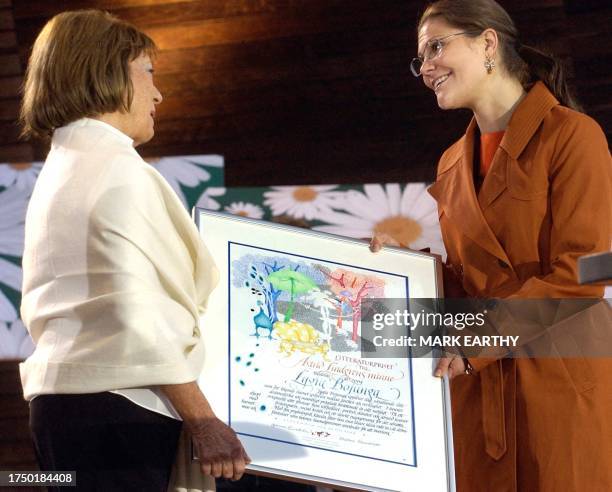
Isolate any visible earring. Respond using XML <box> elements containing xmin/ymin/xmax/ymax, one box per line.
<box><xmin>485</xmin><ymin>56</ymin><xmax>495</xmax><ymax>74</ymax></box>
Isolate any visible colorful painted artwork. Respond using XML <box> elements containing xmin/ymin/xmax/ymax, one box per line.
<box><xmin>227</xmin><ymin>242</ymin><xmax>416</xmax><ymax>465</ymax></box>
<box><xmin>231</xmin><ymin>244</ymin><xmax>396</xmax><ymax>351</ymax></box>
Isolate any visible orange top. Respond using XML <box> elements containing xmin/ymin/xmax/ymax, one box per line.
<box><xmin>479</xmin><ymin>130</ymin><xmax>505</xmax><ymax>177</ymax></box>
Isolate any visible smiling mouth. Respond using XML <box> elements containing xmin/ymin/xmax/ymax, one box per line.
<box><xmin>433</xmin><ymin>73</ymin><xmax>451</xmax><ymax>92</ymax></box>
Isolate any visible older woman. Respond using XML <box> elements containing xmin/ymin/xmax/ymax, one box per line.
<box><xmin>374</xmin><ymin>0</ymin><xmax>611</xmax><ymax>490</ymax></box>
<box><xmin>19</xmin><ymin>10</ymin><xmax>248</xmax><ymax>491</ymax></box>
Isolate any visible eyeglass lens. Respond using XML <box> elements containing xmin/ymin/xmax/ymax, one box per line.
<box><xmin>412</xmin><ymin>39</ymin><xmax>444</xmax><ymax>76</ymax></box>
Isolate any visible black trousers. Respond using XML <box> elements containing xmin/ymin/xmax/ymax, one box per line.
<box><xmin>30</xmin><ymin>392</ymin><xmax>182</xmax><ymax>492</ymax></box>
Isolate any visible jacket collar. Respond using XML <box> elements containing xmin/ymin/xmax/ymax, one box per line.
<box><xmin>499</xmin><ymin>81</ymin><xmax>559</xmax><ymax>159</ymax></box>
<box><xmin>433</xmin><ymin>81</ymin><xmax>559</xmax><ymax>175</ymax></box>
<box><xmin>57</xmin><ymin>117</ymin><xmax>135</xmax><ymax>147</ymax></box>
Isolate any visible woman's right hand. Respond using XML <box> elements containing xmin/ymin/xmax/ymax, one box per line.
<box><xmin>159</xmin><ymin>381</ymin><xmax>251</xmax><ymax>480</ymax></box>
<box><xmin>369</xmin><ymin>232</ymin><xmax>401</xmax><ymax>252</ymax></box>
<box><xmin>190</xmin><ymin>416</ymin><xmax>251</xmax><ymax>480</ymax></box>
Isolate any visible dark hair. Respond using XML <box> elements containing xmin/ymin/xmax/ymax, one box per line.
<box><xmin>418</xmin><ymin>0</ymin><xmax>582</xmax><ymax>111</ymax></box>
<box><xmin>20</xmin><ymin>10</ymin><xmax>157</xmax><ymax>140</ymax></box>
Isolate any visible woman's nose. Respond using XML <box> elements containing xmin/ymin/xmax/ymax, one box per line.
<box><xmin>154</xmin><ymin>86</ymin><xmax>163</xmax><ymax>104</ymax></box>
<box><xmin>420</xmin><ymin>58</ymin><xmax>435</xmax><ymax>76</ymax></box>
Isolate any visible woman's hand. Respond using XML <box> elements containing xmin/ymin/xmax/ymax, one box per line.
<box><xmin>159</xmin><ymin>381</ymin><xmax>251</xmax><ymax>480</ymax></box>
<box><xmin>190</xmin><ymin>417</ymin><xmax>251</xmax><ymax>480</ymax></box>
<box><xmin>370</xmin><ymin>234</ymin><xmax>468</xmax><ymax>379</ymax></box>
<box><xmin>434</xmin><ymin>356</ymin><xmax>467</xmax><ymax>380</ymax></box>
<box><xmin>369</xmin><ymin>232</ymin><xmax>401</xmax><ymax>252</ymax></box>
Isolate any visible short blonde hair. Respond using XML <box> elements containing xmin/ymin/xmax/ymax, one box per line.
<box><xmin>20</xmin><ymin>10</ymin><xmax>156</xmax><ymax>140</ymax></box>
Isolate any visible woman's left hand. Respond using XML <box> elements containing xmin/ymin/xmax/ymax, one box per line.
<box><xmin>434</xmin><ymin>356</ymin><xmax>467</xmax><ymax>380</ymax></box>
<box><xmin>369</xmin><ymin>232</ymin><xmax>401</xmax><ymax>252</ymax></box>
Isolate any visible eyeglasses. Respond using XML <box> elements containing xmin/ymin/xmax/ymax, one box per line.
<box><xmin>410</xmin><ymin>31</ymin><xmax>481</xmax><ymax>77</ymax></box>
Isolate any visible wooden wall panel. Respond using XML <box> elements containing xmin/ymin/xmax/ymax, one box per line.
<box><xmin>0</xmin><ymin>360</ymin><xmax>39</xmax><ymax>484</ymax></box>
<box><xmin>12</xmin><ymin>0</ymin><xmax>191</xmax><ymax>19</ymax></box>
<box><xmin>0</xmin><ymin>122</ymin><xmax>21</xmax><ymax>144</ymax></box>
<box><xmin>0</xmin><ymin>0</ymin><xmax>32</xmax><ymax>162</ymax></box>
<box><xmin>0</xmin><ymin>143</ymin><xmax>33</xmax><ymax>162</ymax></box>
<box><xmin>0</xmin><ymin>98</ymin><xmax>19</xmax><ymax>120</ymax></box>
<box><xmin>0</xmin><ymin>74</ymin><xmax>20</xmax><ymax>96</ymax></box>
<box><xmin>0</xmin><ymin>54</ymin><xmax>20</xmax><ymax>76</ymax></box>
<box><xmin>0</xmin><ymin>29</ymin><xmax>17</xmax><ymax>47</ymax></box>
<box><xmin>0</xmin><ymin>6</ymin><xmax>14</xmax><ymax>29</ymax></box>
<box><xmin>563</xmin><ymin>3</ymin><xmax>612</xmax><ymax>120</ymax></box>
<box><xmin>1</xmin><ymin>0</ymin><xmax>611</xmax><ymax>184</ymax></box>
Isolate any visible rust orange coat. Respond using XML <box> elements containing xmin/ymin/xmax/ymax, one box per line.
<box><xmin>429</xmin><ymin>82</ymin><xmax>612</xmax><ymax>492</ymax></box>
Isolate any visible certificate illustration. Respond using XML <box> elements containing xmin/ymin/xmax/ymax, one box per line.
<box><xmin>195</xmin><ymin>209</ymin><xmax>454</xmax><ymax>492</ymax></box>
<box><xmin>229</xmin><ymin>241</ymin><xmax>415</xmax><ymax>466</ymax></box>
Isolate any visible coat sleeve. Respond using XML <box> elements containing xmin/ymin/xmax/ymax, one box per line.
<box><xmin>509</xmin><ymin>112</ymin><xmax>611</xmax><ymax>299</ymax></box>
<box><xmin>469</xmin><ymin>113</ymin><xmax>611</xmax><ymax>373</ymax></box>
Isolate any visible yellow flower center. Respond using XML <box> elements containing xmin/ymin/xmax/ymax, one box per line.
<box><xmin>9</xmin><ymin>163</ymin><xmax>32</xmax><ymax>170</ymax></box>
<box><xmin>373</xmin><ymin>216</ymin><xmax>422</xmax><ymax>247</ymax></box>
<box><xmin>292</xmin><ymin>186</ymin><xmax>318</xmax><ymax>202</ymax></box>
<box><xmin>236</xmin><ymin>211</ymin><xmax>249</xmax><ymax>217</ymax></box>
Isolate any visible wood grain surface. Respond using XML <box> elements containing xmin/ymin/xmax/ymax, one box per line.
<box><xmin>0</xmin><ymin>0</ymin><xmax>610</xmax><ymax>183</ymax></box>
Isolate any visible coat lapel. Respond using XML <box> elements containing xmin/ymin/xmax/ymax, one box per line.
<box><xmin>429</xmin><ymin>118</ymin><xmax>511</xmax><ymax>264</ymax></box>
<box><xmin>500</xmin><ymin>81</ymin><xmax>559</xmax><ymax>161</ymax></box>
<box><xmin>478</xmin><ymin>148</ymin><xmax>508</xmax><ymax>211</ymax></box>
<box><xmin>479</xmin><ymin>82</ymin><xmax>559</xmax><ymax>211</ymax></box>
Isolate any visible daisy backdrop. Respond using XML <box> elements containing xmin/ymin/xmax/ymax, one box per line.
<box><xmin>0</xmin><ymin>158</ymin><xmax>446</xmax><ymax>359</ymax></box>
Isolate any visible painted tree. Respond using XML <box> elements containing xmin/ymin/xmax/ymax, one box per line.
<box><xmin>246</xmin><ymin>261</ymin><xmax>284</xmax><ymax>323</ymax></box>
<box><xmin>307</xmin><ymin>289</ymin><xmax>349</xmax><ymax>333</ymax></box>
<box><xmin>322</xmin><ymin>268</ymin><xmax>386</xmax><ymax>341</ymax></box>
<box><xmin>232</xmin><ymin>254</ymin><xmax>325</xmax><ymax>323</ymax></box>
<box><xmin>303</xmin><ymin>288</ymin><xmax>348</xmax><ymax>339</ymax></box>
<box><xmin>267</xmin><ymin>270</ymin><xmax>317</xmax><ymax>322</ymax></box>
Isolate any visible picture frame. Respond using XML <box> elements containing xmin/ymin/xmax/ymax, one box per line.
<box><xmin>194</xmin><ymin>208</ymin><xmax>455</xmax><ymax>492</ymax></box>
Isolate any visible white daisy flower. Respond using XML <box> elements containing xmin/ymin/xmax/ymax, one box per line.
<box><xmin>0</xmin><ymin>259</ymin><xmax>21</xmax><ymax>322</ymax></box>
<box><xmin>195</xmin><ymin>187</ymin><xmax>227</xmax><ymax>211</ymax></box>
<box><xmin>263</xmin><ymin>185</ymin><xmax>343</xmax><ymax>220</ymax></box>
<box><xmin>0</xmin><ymin>319</ymin><xmax>35</xmax><ymax>359</ymax></box>
<box><xmin>224</xmin><ymin>201</ymin><xmax>264</xmax><ymax>219</ymax></box>
<box><xmin>148</xmin><ymin>155</ymin><xmax>224</xmax><ymax>208</ymax></box>
<box><xmin>314</xmin><ymin>183</ymin><xmax>446</xmax><ymax>257</ymax></box>
<box><xmin>0</xmin><ymin>187</ymin><xmax>28</xmax><ymax>322</ymax></box>
<box><xmin>0</xmin><ymin>186</ymin><xmax>28</xmax><ymax>256</ymax></box>
<box><xmin>0</xmin><ymin>163</ymin><xmax>43</xmax><ymax>191</ymax></box>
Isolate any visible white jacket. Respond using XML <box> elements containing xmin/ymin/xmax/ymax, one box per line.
<box><xmin>20</xmin><ymin>118</ymin><xmax>219</xmax><ymax>399</ymax></box>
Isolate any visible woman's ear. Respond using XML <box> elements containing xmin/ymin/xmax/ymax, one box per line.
<box><xmin>482</xmin><ymin>28</ymin><xmax>499</xmax><ymax>58</ymax></box>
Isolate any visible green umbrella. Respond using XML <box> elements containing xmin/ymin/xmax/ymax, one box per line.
<box><xmin>267</xmin><ymin>269</ymin><xmax>317</xmax><ymax>322</ymax></box>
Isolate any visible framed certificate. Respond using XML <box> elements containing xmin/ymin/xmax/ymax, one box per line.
<box><xmin>195</xmin><ymin>209</ymin><xmax>455</xmax><ymax>492</ymax></box>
